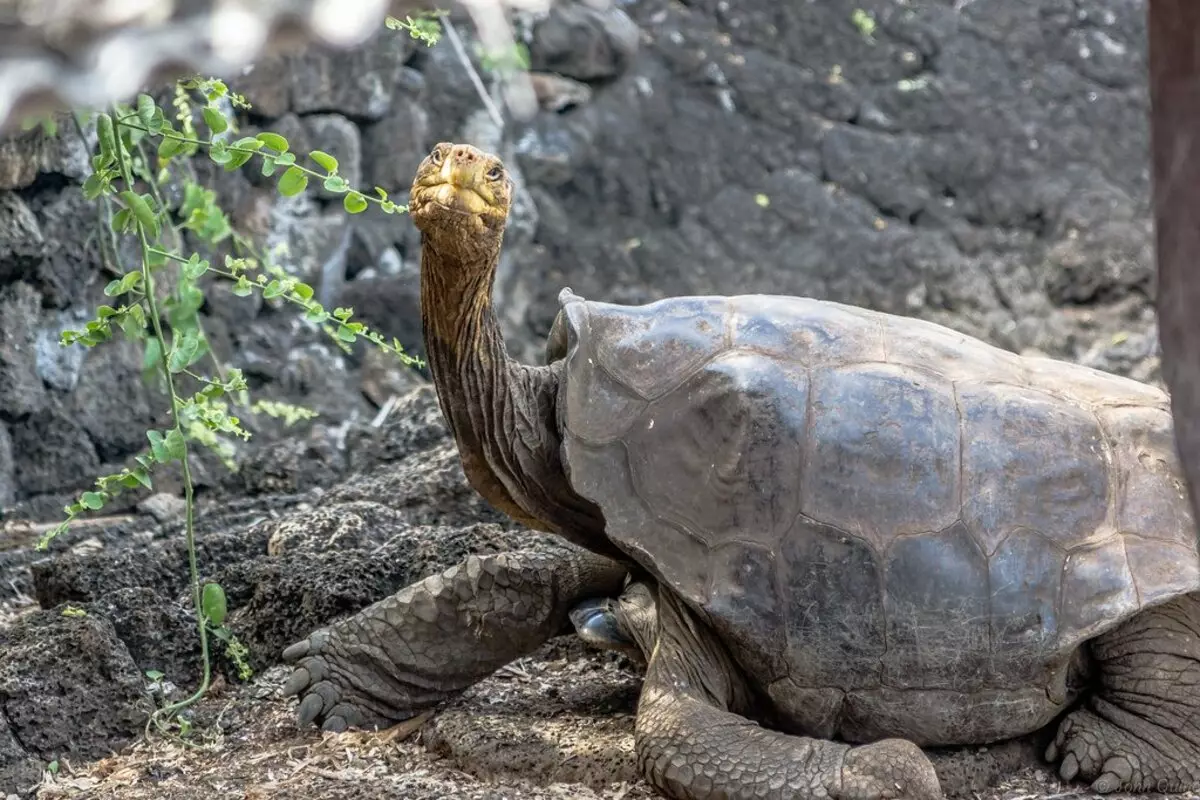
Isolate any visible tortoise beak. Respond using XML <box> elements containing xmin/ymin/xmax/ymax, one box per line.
<box><xmin>430</xmin><ymin>153</ymin><xmax>493</xmax><ymax>215</ymax></box>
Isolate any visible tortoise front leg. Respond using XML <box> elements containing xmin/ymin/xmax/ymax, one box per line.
<box><xmin>627</xmin><ymin>585</ymin><xmax>941</xmax><ymax>800</ymax></box>
<box><xmin>281</xmin><ymin>547</ymin><xmax>627</xmax><ymax>732</ymax></box>
<box><xmin>1045</xmin><ymin>591</ymin><xmax>1200</xmax><ymax>794</ymax></box>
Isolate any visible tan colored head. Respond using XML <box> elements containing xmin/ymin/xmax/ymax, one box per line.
<box><xmin>409</xmin><ymin>142</ymin><xmax>513</xmax><ymax>253</ymax></box>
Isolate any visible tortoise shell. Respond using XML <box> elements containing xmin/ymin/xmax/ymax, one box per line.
<box><xmin>552</xmin><ymin>288</ymin><xmax>1200</xmax><ymax>745</ymax></box>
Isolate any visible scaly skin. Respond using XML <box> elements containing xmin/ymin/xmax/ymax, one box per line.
<box><xmin>281</xmin><ymin>547</ymin><xmax>627</xmax><ymax>731</ymax></box>
<box><xmin>632</xmin><ymin>587</ymin><xmax>942</xmax><ymax>800</ymax></box>
<box><xmin>1045</xmin><ymin>592</ymin><xmax>1200</xmax><ymax>794</ymax></box>
<box><xmin>573</xmin><ymin>582</ymin><xmax>942</xmax><ymax>800</ymax></box>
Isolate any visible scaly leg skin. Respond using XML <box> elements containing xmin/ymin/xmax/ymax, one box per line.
<box><xmin>625</xmin><ymin>585</ymin><xmax>941</xmax><ymax>800</ymax></box>
<box><xmin>281</xmin><ymin>547</ymin><xmax>627</xmax><ymax>732</ymax></box>
<box><xmin>1045</xmin><ymin>592</ymin><xmax>1200</xmax><ymax>794</ymax></box>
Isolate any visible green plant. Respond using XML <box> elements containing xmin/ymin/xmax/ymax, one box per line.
<box><xmin>387</xmin><ymin>10</ymin><xmax>447</xmax><ymax>46</ymax></box>
<box><xmin>32</xmin><ymin>15</ymin><xmax>444</xmax><ymax>740</ymax></box>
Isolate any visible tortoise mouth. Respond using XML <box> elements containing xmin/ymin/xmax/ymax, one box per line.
<box><xmin>416</xmin><ymin>183</ymin><xmax>495</xmax><ymax>216</ymax></box>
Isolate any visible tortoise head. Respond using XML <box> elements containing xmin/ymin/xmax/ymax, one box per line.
<box><xmin>409</xmin><ymin>142</ymin><xmax>513</xmax><ymax>255</ymax></box>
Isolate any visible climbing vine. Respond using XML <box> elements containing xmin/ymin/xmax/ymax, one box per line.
<box><xmin>31</xmin><ymin>12</ymin><xmax>444</xmax><ymax>739</ymax></box>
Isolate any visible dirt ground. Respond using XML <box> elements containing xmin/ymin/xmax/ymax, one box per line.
<box><xmin>23</xmin><ymin>629</ymin><xmax>1170</xmax><ymax>800</ymax></box>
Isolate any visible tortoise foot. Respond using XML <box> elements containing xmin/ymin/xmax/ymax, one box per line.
<box><xmin>840</xmin><ymin>738</ymin><xmax>942</xmax><ymax>800</ymax></box>
<box><xmin>282</xmin><ymin>626</ymin><xmax>416</xmax><ymax>733</ymax></box>
<box><xmin>1046</xmin><ymin>707</ymin><xmax>1200</xmax><ymax>794</ymax></box>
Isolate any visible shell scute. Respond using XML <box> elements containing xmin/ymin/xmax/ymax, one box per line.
<box><xmin>802</xmin><ymin>363</ymin><xmax>960</xmax><ymax>543</ymax></box>
<box><xmin>958</xmin><ymin>381</ymin><xmax>1110</xmax><ymax>556</ymax></box>
<box><xmin>881</xmin><ymin>524</ymin><xmax>991</xmax><ymax>692</ymax></box>
<box><xmin>728</xmin><ymin>294</ymin><xmax>885</xmax><ymax>367</ymax></box>
<box><xmin>589</xmin><ymin>295</ymin><xmax>729</xmax><ymax>401</ymax></box>
<box><xmin>781</xmin><ymin>520</ymin><xmax>885</xmax><ymax>691</ymax></box>
<box><xmin>622</xmin><ymin>351</ymin><xmax>807</xmax><ymax>547</ymax></box>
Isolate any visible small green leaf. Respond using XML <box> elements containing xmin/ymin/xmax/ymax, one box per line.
<box><xmin>309</xmin><ymin>150</ymin><xmax>339</xmax><ymax>173</ymax></box>
<box><xmin>322</xmin><ymin>175</ymin><xmax>349</xmax><ymax>194</ymax></box>
<box><xmin>232</xmin><ymin>276</ymin><xmax>254</xmax><ymax>297</ymax></box>
<box><xmin>343</xmin><ymin>191</ymin><xmax>369</xmax><ymax>214</ymax></box>
<box><xmin>231</xmin><ymin>136</ymin><xmax>264</xmax><ymax>152</ymax></box>
<box><xmin>164</xmin><ymin>429</ymin><xmax>187</xmax><ymax>461</ymax></box>
<box><xmin>374</xmin><ymin>186</ymin><xmax>389</xmax><ymax>201</ymax></box>
<box><xmin>168</xmin><ymin>330</ymin><xmax>202</xmax><ymax>373</ymax></box>
<box><xmin>147</xmin><ymin>430</ymin><xmax>168</xmax><ymax>462</ymax></box>
<box><xmin>126</xmin><ymin>468</ymin><xmax>153</xmax><ymax>490</ymax></box>
<box><xmin>81</xmin><ymin>491</ymin><xmax>105</xmax><ymax>510</ymax></box>
<box><xmin>292</xmin><ymin>282</ymin><xmax>314</xmax><ymax>301</ymax></box>
<box><xmin>120</xmin><ymin>271</ymin><xmax>142</xmax><ymax>294</ymax></box>
<box><xmin>136</xmin><ymin>93</ymin><xmax>157</xmax><ymax>127</ymax></box>
<box><xmin>225</xmin><ymin>149</ymin><xmax>254</xmax><ymax>170</ymax></box>
<box><xmin>111</xmin><ymin>207</ymin><xmax>133</xmax><ymax>234</ymax></box>
<box><xmin>260</xmin><ymin>157</ymin><xmax>278</xmax><ymax>178</ymax></box>
<box><xmin>182</xmin><ymin>254</ymin><xmax>209</xmax><ymax>280</ymax></box>
<box><xmin>380</xmin><ymin>200</ymin><xmax>397</xmax><ymax>214</ymax></box>
<box><xmin>277</xmin><ymin>166</ymin><xmax>308</xmax><ymax>197</ymax></box>
<box><xmin>336</xmin><ymin>326</ymin><xmax>357</xmax><ymax>343</ymax></box>
<box><xmin>255</xmin><ymin>132</ymin><xmax>289</xmax><ymax>153</ymax></box>
<box><xmin>157</xmin><ymin>134</ymin><xmax>187</xmax><ymax>160</ymax></box>
<box><xmin>262</xmin><ymin>279</ymin><xmax>286</xmax><ymax>299</ymax></box>
<box><xmin>202</xmin><ymin>582</ymin><xmax>228</xmax><ymax>626</ymax></box>
<box><xmin>119</xmin><ymin>191</ymin><xmax>159</xmax><ymax>238</ymax></box>
<box><xmin>208</xmin><ymin>140</ymin><xmax>232</xmax><ymax>165</ymax></box>
<box><xmin>95</xmin><ymin>113</ymin><xmax>117</xmax><ymax>167</ymax></box>
<box><xmin>145</xmin><ymin>669</ymin><xmax>165</xmax><ymax>681</ymax></box>
<box><xmin>48</xmin><ymin>760</ymin><xmax>60</xmax><ymax>774</ymax></box>
<box><xmin>82</xmin><ymin>172</ymin><xmax>107</xmax><ymax>200</ymax></box>
<box><xmin>202</xmin><ymin>106</ymin><xmax>228</xmax><ymax>134</ymax></box>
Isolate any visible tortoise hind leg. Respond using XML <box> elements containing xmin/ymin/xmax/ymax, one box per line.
<box><xmin>628</xmin><ymin>584</ymin><xmax>941</xmax><ymax>800</ymax></box>
<box><xmin>1045</xmin><ymin>591</ymin><xmax>1200</xmax><ymax>793</ymax></box>
<box><xmin>280</xmin><ymin>547</ymin><xmax>627</xmax><ymax>732</ymax></box>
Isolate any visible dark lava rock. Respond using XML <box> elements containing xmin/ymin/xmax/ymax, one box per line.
<box><xmin>9</xmin><ymin>403</ymin><xmax>100</xmax><ymax>496</ymax></box>
<box><xmin>20</xmin><ymin>185</ymin><xmax>104</xmax><ymax>309</ymax></box>
<box><xmin>83</xmin><ymin>587</ymin><xmax>203</xmax><ymax>690</ymax></box>
<box><xmin>0</xmin><ymin>608</ymin><xmax>152</xmax><ymax>766</ymax></box>
<box><xmin>527</xmin><ymin>0</ymin><xmax>641</xmax><ymax>81</ymax></box>
<box><xmin>0</xmin><ymin>710</ymin><xmax>41</xmax><ymax>799</ymax></box>
<box><xmin>237</xmin><ymin>429</ymin><xmax>348</xmax><ymax>496</ymax></box>
<box><xmin>0</xmin><ymin>282</ymin><xmax>47</xmax><ymax>420</ymax></box>
<box><xmin>0</xmin><ymin>192</ymin><xmax>44</xmax><ymax>285</ymax></box>
<box><xmin>69</xmin><ymin>338</ymin><xmax>159</xmax><ymax>463</ymax></box>
<box><xmin>0</xmin><ymin>113</ymin><xmax>92</xmax><ymax>190</ymax></box>
<box><xmin>31</xmin><ymin>528</ymin><xmax>272</xmax><ymax>610</ymax></box>
<box><xmin>0</xmin><ymin>422</ymin><xmax>13</xmax><ymax>509</ymax></box>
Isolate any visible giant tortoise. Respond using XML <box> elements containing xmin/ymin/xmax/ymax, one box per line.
<box><xmin>282</xmin><ymin>143</ymin><xmax>1200</xmax><ymax>800</ymax></box>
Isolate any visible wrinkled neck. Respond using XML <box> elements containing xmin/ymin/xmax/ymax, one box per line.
<box><xmin>419</xmin><ymin>230</ymin><xmax>502</xmax><ymax>357</ymax></box>
<box><xmin>417</xmin><ymin>233</ymin><xmax>613</xmax><ymax>551</ymax></box>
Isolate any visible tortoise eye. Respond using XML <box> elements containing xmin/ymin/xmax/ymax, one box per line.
<box><xmin>430</xmin><ymin>148</ymin><xmax>443</xmax><ymax>165</ymax></box>
<box><xmin>486</xmin><ymin>166</ymin><xmax>503</xmax><ymax>181</ymax></box>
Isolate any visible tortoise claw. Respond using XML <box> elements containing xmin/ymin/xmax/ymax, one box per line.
<box><xmin>282</xmin><ymin>629</ymin><xmax>329</xmax><ymax>663</ymax></box>
<box><xmin>297</xmin><ymin>692</ymin><xmax>327</xmax><ymax>727</ymax></box>
<box><xmin>322</xmin><ymin>715</ymin><xmax>348</xmax><ymax>733</ymax></box>
<box><xmin>282</xmin><ymin>665</ymin><xmax>311</xmax><ymax>697</ymax></box>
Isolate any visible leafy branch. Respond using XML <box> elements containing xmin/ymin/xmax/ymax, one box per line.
<box><xmin>35</xmin><ymin>12</ymin><xmax>444</xmax><ymax>738</ymax></box>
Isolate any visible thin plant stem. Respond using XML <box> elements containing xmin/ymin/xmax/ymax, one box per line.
<box><xmin>112</xmin><ymin>114</ymin><xmax>212</xmax><ymax>732</ymax></box>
